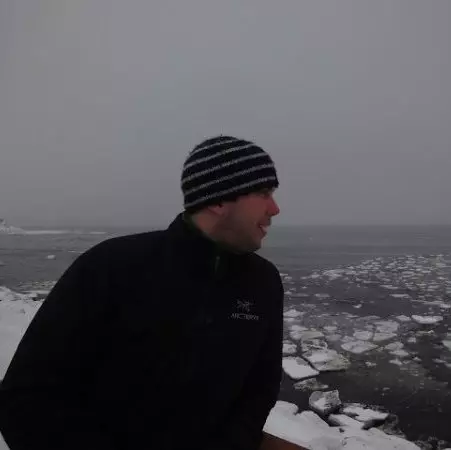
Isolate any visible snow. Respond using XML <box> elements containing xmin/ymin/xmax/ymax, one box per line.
<box><xmin>282</xmin><ymin>357</ymin><xmax>319</xmax><ymax>380</ymax></box>
<box><xmin>264</xmin><ymin>407</ymin><xmax>341</xmax><ymax>450</ymax></box>
<box><xmin>0</xmin><ymin>286</ymin><xmax>28</xmax><ymax>302</ymax></box>
<box><xmin>341</xmin><ymin>340</ymin><xmax>378</xmax><ymax>354</ymax></box>
<box><xmin>265</xmin><ymin>402</ymin><xmax>422</xmax><ymax>449</ymax></box>
<box><xmin>0</xmin><ymin>293</ymin><xmax>41</xmax><ymax>379</ymax></box>
<box><xmin>411</xmin><ymin>315</ymin><xmax>443</xmax><ymax>324</ymax></box>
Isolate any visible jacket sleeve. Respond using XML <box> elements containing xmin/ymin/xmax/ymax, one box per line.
<box><xmin>210</xmin><ymin>266</ymin><xmax>284</xmax><ymax>450</ymax></box>
<box><xmin>0</xmin><ymin>243</ymin><xmax>117</xmax><ymax>450</ymax></box>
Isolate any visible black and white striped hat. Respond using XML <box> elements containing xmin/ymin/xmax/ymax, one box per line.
<box><xmin>181</xmin><ymin>136</ymin><xmax>279</xmax><ymax>212</ymax></box>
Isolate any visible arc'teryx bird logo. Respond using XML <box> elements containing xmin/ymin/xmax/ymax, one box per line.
<box><xmin>231</xmin><ymin>299</ymin><xmax>259</xmax><ymax>321</ymax></box>
<box><xmin>237</xmin><ymin>300</ymin><xmax>252</xmax><ymax>313</ymax></box>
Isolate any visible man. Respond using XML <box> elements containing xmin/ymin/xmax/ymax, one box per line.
<box><xmin>0</xmin><ymin>135</ymin><xmax>284</xmax><ymax>450</ymax></box>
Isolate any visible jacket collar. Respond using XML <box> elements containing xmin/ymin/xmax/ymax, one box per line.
<box><xmin>166</xmin><ymin>213</ymin><xmax>244</xmax><ymax>279</ymax></box>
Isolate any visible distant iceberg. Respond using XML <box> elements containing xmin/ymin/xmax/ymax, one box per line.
<box><xmin>0</xmin><ymin>218</ymin><xmax>26</xmax><ymax>235</ymax></box>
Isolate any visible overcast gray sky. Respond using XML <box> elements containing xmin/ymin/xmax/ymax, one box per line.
<box><xmin>1</xmin><ymin>0</ymin><xmax>450</xmax><ymax>227</ymax></box>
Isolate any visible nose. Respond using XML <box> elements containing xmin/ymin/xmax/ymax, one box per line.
<box><xmin>268</xmin><ymin>195</ymin><xmax>280</xmax><ymax>217</ymax></box>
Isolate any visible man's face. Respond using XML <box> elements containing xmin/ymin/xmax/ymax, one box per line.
<box><xmin>217</xmin><ymin>188</ymin><xmax>280</xmax><ymax>253</ymax></box>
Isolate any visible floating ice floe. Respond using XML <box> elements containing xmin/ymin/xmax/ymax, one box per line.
<box><xmin>384</xmin><ymin>342</ymin><xmax>410</xmax><ymax>358</ymax></box>
<box><xmin>315</xmin><ymin>293</ymin><xmax>330</xmax><ymax>299</ymax></box>
<box><xmin>373</xmin><ymin>332</ymin><xmax>397</xmax><ymax>342</ymax></box>
<box><xmin>341</xmin><ymin>340</ymin><xmax>378</xmax><ymax>354</ymax></box>
<box><xmin>282</xmin><ymin>357</ymin><xmax>319</xmax><ymax>380</ymax></box>
<box><xmin>309</xmin><ymin>390</ymin><xmax>341</xmax><ymax>415</ymax></box>
<box><xmin>283</xmin><ymin>308</ymin><xmax>303</xmax><ymax>319</ymax></box>
<box><xmin>303</xmin><ymin>349</ymin><xmax>350</xmax><ymax>372</ymax></box>
<box><xmin>411</xmin><ymin>315</ymin><xmax>443</xmax><ymax>325</ymax></box>
<box><xmin>294</xmin><ymin>378</ymin><xmax>329</xmax><ymax>391</ymax></box>
<box><xmin>329</xmin><ymin>413</ymin><xmax>364</xmax><ymax>429</ymax></box>
<box><xmin>375</xmin><ymin>320</ymin><xmax>399</xmax><ymax>334</ymax></box>
<box><xmin>389</xmin><ymin>359</ymin><xmax>404</xmax><ymax>366</ymax></box>
<box><xmin>396</xmin><ymin>315</ymin><xmax>412</xmax><ymax>322</ymax></box>
<box><xmin>323</xmin><ymin>269</ymin><xmax>345</xmax><ymax>280</ymax></box>
<box><xmin>342</xmin><ymin>404</ymin><xmax>389</xmax><ymax>426</ymax></box>
<box><xmin>353</xmin><ymin>330</ymin><xmax>373</xmax><ymax>341</ymax></box>
<box><xmin>288</xmin><ymin>325</ymin><xmax>310</xmax><ymax>341</ymax></box>
<box><xmin>283</xmin><ymin>342</ymin><xmax>297</xmax><ymax>355</ymax></box>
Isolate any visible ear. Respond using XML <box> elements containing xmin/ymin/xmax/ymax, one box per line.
<box><xmin>208</xmin><ymin>202</ymin><xmax>227</xmax><ymax>216</ymax></box>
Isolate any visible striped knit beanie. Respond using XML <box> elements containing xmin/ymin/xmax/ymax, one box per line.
<box><xmin>181</xmin><ymin>136</ymin><xmax>279</xmax><ymax>213</ymax></box>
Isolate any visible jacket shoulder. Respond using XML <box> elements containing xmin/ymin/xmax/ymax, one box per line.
<box><xmin>247</xmin><ymin>252</ymin><xmax>281</xmax><ymax>278</ymax></box>
<box><xmin>76</xmin><ymin>229</ymin><xmax>168</xmax><ymax>268</ymax></box>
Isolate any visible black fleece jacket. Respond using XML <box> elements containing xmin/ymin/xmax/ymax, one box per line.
<box><xmin>0</xmin><ymin>213</ymin><xmax>284</xmax><ymax>450</ymax></box>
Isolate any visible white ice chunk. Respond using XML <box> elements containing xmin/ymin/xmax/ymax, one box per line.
<box><xmin>264</xmin><ymin>407</ymin><xmax>342</xmax><ymax>450</ymax></box>
<box><xmin>283</xmin><ymin>342</ymin><xmax>298</xmax><ymax>355</ymax></box>
<box><xmin>390</xmin><ymin>349</ymin><xmax>410</xmax><ymax>358</ymax></box>
<box><xmin>385</xmin><ymin>342</ymin><xmax>404</xmax><ymax>351</ymax></box>
<box><xmin>329</xmin><ymin>413</ymin><xmax>364</xmax><ymax>429</ymax></box>
<box><xmin>353</xmin><ymin>330</ymin><xmax>373</xmax><ymax>341</ymax></box>
<box><xmin>396</xmin><ymin>315</ymin><xmax>412</xmax><ymax>322</ymax></box>
<box><xmin>303</xmin><ymin>349</ymin><xmax>350</xmax><ymax>372</ymax></box>
<box><xmin>373</xmin><ymin>332</ymin><xmax>397</xmax><ymax>342</ymax></box>
<box><xmin>272</xmin><ymin>400</ymin><xmax>299</xmax><ymax>416</ymax></box>
<box><xmin>309</xmin><ymin>390</ymin><xmax>341</xmax><ymax>415</ymax></box>
<box><xmin>411</xmin><ymin>315</ymin><xmax>443</xmax><ymax>324</ymax></box>
<box><xmin>343</xmin><ymin>405</ymin><xmax>389</xmax><ymax>424</ymax></box>
<box><xmin>284</xmin><ymin>309</ymin><xmax>304</xmax><ymax>319</ymax></box>
<box><xmin>389</xmin><ymin>359</ymin><xmax>404</xmax><ymax>366</ymax></box>
<box><xmin>375</xmin><ymin>320</ymin><xmax>399</xmax><ymax>333</ymax></box>
<box><xmin>341</xmin><ymin>340</ymin><xmax>378</xmax><ymax>354</ymax></box>
<box><xmin>282</xmin><ymin>357</ymin><xmax>319</xmax><ymax>380</ymax></box>
<box><xmin>294</xmin><ymin>378</ymin><xmax>329</xmax><ymax>391</ymax></box>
